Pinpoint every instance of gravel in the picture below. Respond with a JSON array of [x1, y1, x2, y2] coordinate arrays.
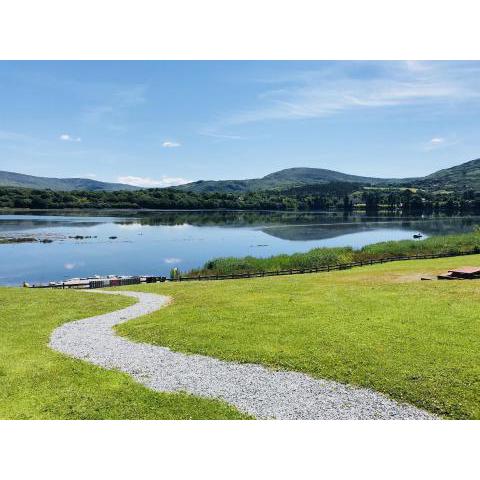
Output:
[[49, 290, 437, 419]]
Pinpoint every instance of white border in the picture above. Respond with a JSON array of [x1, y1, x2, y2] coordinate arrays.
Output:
[[1, 0, 479, 477], [1, 420, 479, 479], [0, 0, 480, 59]]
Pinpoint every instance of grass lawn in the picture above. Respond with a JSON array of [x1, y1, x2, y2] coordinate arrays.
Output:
[[0, 288, 247, 419], [119, 255, 480, 419]]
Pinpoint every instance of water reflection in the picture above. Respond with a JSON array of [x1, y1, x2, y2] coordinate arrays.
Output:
[[0, 210, 479, 285]]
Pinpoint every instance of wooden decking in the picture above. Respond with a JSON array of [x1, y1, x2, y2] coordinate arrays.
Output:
[[437, 266, 480, 280]]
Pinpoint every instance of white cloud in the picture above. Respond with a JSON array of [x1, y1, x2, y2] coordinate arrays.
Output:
[[60, 134, 81, 142], [164, 258, 182, 264], [117, 175, 191, 188], [227, 82, 459, 125], [162, 141, 181, 148], [82, 173, 97, 178], [423, 136, 459, 151], [216, 62, 480, 127]]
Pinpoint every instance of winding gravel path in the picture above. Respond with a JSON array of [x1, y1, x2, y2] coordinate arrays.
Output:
[[49, 290, 436, 419]]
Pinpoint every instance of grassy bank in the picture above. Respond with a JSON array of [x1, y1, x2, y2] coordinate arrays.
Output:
[[0, 288, 246, 419], [120, 255, 480, 419], [187, 230, 480, 276]]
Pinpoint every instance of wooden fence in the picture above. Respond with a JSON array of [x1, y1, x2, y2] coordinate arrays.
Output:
[[29, 248, 480, 289], [171, 248, 480, 282]]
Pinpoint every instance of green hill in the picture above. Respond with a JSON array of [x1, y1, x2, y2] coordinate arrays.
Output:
[[176, 159, 480, 193], [417, 158, 480, 191], [3, 157, 480, 194], [0, 170, 141, 191], [176, 167, 410, 193]]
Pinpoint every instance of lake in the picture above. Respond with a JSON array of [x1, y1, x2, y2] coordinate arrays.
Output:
[[1, 210, 479, 285]]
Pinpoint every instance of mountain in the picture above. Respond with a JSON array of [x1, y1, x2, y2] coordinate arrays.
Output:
[[3, 156, 480, 194], [175, 167, 415, 193], [176, 159, 480, 193], [0, 170, 140, 191], [417, 158, 480, 191]]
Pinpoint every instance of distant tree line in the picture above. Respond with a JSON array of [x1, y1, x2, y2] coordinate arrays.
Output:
[[1, 183, 480, 214], [0, 183, 363, 211], [361, 188, 480, 215]]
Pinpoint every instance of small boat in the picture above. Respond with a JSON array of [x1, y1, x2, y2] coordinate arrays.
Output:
[[413, 233, 423, 239]]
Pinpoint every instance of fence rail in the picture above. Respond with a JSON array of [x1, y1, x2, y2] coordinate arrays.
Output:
[[172, 248, 480, 282]]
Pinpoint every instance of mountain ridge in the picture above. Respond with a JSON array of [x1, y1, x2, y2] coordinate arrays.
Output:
[[0, 170, 141, 191], [175, 160, 480, 192], [2, 157, 480, 193], [174, 167, 416, 193]]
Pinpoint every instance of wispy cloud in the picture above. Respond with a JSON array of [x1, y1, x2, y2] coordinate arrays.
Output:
[[117, 175, 191, 188], [6, 71, 149, 133], [162, 141, 181, 148], [215, 62, 480, 127], [200, 131, 247, 141], [81, 84, 147, 131], [59, 133, 81, 142]]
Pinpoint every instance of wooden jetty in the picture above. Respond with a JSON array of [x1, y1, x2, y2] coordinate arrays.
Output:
[[26, 274, 167, 289], [437, 266, 480, 280]]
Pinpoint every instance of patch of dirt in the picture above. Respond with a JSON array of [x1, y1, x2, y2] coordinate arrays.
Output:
[[391, 273, 437, 283]]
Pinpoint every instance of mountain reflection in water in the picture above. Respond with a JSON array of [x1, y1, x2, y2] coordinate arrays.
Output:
[[0, 210, 479, 285]]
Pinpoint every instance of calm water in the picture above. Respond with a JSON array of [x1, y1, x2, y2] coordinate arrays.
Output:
[[1, 210, 479, 285]]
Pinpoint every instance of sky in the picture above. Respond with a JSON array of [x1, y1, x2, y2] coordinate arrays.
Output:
[[1, 60, 480, 187]]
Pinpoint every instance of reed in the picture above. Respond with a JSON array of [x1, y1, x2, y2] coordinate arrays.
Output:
[[187, 230, 480, 276]]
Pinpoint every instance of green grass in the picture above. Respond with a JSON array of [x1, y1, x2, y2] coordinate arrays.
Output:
[[188, 230, 480, 276], [0, 288, 247, 419], [119, 255, 480, 419]]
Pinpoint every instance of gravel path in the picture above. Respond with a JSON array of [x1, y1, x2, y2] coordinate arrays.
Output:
[[49, 290, 436, 419]]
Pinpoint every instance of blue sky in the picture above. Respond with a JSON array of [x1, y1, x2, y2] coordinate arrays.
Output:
[[1, 60, 480, 186]]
